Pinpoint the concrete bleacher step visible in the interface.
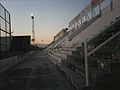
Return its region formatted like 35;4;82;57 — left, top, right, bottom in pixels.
53;51;68;60
67;54;84;61
59;47;84;56
48;53;62;63
60;50;72;55
59;65;86;90
72;51;84;56
61;46;83;52
51;47;84;61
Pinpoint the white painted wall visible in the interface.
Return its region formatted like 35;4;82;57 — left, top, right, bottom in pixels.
65;0;120;48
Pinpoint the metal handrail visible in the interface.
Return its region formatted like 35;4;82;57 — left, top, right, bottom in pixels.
87;30;120;56
87;17;120;42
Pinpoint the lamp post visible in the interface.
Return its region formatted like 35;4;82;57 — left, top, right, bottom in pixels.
31;13;35;45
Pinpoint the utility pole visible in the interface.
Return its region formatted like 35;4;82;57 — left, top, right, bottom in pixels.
31;13;35;45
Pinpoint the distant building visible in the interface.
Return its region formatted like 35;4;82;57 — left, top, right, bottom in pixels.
0;3;11;52
10;36;31;52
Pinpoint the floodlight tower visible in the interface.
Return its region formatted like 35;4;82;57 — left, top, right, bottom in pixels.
31;13;35;45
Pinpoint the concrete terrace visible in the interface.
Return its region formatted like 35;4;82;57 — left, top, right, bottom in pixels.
0;51;75;90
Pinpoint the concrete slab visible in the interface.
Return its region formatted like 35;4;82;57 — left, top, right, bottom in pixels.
0;51;75;90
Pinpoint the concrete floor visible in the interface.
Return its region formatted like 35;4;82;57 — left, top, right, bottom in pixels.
0;51;75;90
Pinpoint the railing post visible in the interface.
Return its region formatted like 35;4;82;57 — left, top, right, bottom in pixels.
84;40;89;87
110;0;113;11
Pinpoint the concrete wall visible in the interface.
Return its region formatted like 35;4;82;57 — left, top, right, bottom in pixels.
1;37;11;52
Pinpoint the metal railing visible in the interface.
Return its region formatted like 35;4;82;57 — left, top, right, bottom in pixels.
84;23;120;86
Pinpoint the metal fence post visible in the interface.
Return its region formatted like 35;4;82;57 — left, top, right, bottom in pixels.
84;40;89;87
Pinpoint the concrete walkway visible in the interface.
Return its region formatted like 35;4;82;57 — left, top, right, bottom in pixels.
0;51;75;90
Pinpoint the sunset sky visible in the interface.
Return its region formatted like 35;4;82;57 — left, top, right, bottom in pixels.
0;0;91;44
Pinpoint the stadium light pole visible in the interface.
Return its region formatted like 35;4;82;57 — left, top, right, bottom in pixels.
31;13;35;45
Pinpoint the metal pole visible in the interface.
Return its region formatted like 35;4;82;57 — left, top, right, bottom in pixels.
0;23;2;57
31;13;35;45
9;13;12;46
110;0;113;11
84;40;89;87
32;18;35;44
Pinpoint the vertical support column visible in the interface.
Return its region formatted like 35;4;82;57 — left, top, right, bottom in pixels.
76;21;78;30
0;17;1;57
73;21;75;31
84;40;89;87
81;18;82;26
4;9;7;51
9;13;12;45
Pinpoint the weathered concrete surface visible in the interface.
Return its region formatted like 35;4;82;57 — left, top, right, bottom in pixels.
0;51;35;74
0;51;75;90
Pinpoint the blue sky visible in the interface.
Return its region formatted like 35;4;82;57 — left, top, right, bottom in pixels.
0;0;91;44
